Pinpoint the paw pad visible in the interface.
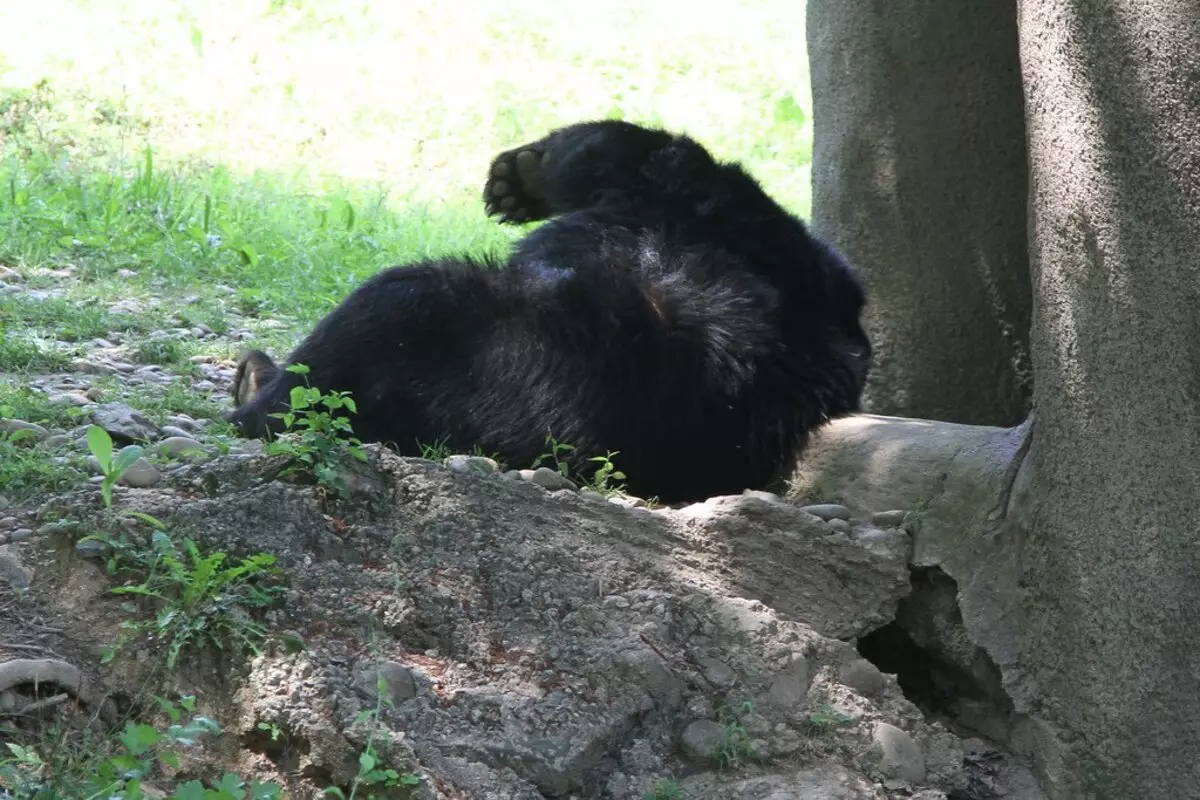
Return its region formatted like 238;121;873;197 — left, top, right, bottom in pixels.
484;146;549;223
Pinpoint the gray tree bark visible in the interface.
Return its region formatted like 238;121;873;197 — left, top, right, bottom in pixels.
807;0;1032;426
1016;2;1200;796
796;4;1200;797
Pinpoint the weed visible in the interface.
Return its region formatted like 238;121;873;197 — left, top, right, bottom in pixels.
85;425;143;508
0;695;284;799
82;512;284;669
804;702;855;736
643;778;683;800
132;337;183;365
417;436;451;462
0;329;73;371
323;672;421;799
711;701;759;771
532;434;630;497
266;362;367;498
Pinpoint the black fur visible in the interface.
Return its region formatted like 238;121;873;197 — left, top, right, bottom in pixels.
229;120;871;503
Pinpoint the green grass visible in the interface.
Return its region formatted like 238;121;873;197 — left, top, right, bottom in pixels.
0;0;812;331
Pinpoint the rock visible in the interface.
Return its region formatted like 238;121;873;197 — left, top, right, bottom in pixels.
680;719;727;762
741;488;784;504
827;518;851;533
841;658;887;696
47;391;91;407
530;466;578;491
9;528;33;542
0;545;32;588
444;455;499;475
39;434;71;450
164;415;202;432
765;653;809;710
72;359;118;376
0;517;16;530
0;265;23;282
799;503;852;521
697;656;738;689
118;458;162;488
871;722;926;784
872;509;908;527
156;436;207;460
160;425;196;439
75;538;109;559
0;420;49;444
353;660;418;705
193;380;217;392
90;403;161;443
85;387;105;402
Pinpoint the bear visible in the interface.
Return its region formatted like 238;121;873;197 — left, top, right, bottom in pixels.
228;119;872;504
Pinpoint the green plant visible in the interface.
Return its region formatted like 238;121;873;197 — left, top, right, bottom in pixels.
85;513;284;668
643;778;683;800
416;436;451;462
323;674;421;799
711;701;758;771
532;435;630;497
531;433;575;480
0;695;284;800
804;702;855;736
85;425;144;508
265;363;367;498
586;450;628;497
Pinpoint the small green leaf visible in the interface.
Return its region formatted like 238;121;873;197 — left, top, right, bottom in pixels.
87;424;113;470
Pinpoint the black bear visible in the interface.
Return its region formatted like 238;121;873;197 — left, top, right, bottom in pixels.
229;119;871;503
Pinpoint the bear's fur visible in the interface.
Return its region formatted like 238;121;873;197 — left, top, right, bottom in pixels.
229;119;872;503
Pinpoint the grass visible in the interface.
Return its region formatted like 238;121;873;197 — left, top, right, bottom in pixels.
0;4;813;793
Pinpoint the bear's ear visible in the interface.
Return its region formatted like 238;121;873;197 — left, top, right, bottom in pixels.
232;349;279;408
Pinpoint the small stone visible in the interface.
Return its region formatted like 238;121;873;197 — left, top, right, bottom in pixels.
444;455;499;475
766;653;809;709
608;495;646;509
0;265;23;283
697;656;738;688
800;503;851;521
73;358;117;376
193;380;217;392
9;528;34;542
871;722;926;784
85;386;105;401
530;466;577;491
680;720;727;762
354;660;418;704
0;545;32;588
742;488;783;504
75;539;109;559
159;425;194;439
117;458;161;488
827;518;851;534
602;595;630;609
501;469;522;480
116;268;137;278
0;517;16;530
0;420;49;444
841;658;887;696
49;391;91;407
90;403;161;443
156;436;206;460
872;509;908;528
0;691;16;712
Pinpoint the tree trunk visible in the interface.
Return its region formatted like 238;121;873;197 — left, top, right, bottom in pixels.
797;4;1200;795
807;0;1032;426
1016;2;1200;796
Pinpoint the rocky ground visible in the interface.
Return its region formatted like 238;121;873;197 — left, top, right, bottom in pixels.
0;265;1046;799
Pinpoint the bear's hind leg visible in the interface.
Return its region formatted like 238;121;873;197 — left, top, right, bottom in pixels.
483;119;713;224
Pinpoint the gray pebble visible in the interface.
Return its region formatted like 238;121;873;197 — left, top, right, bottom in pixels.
800;503;852;521
118;458;162;488
872;509;908;528
0;517;17;531
0;420;49;443
85;387;105;402
9;528;34;542
73;359;117;376
827;518;851;533
530;466;578;491
871;722;926;783
608;495;646;509
164;414;202;432
40;434;71;450
156;436;206;460
48;392;91;406
742;488;783;504
680;719;728;762
444;455;499;475
193;380;217;392
75;539;109;559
